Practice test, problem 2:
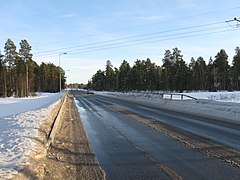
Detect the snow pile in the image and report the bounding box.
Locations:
[96,91,240,123]
[0,93,63,179]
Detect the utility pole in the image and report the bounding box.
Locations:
[226,17,240,28]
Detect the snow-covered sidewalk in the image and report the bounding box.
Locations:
[0,93,63,179]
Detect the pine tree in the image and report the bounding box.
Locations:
[0,51,6,97]
[191,57,207,90]
[19,39,33,97]
[4,38,18,96]
[105,60,115,91]
[14,56,25,97]
[144,58,158,90]
[213,49,229,90]
[173,58,189,92]
[232,47,240,90]
[206,57,216,91]
[162,50,174,91]
[91,70,106,91]
[130,59,145,90]
[118,60,131,91]
[114,67,119,91]
[156,66,162,90]
[189,57,196,90]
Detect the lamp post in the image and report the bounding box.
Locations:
[59,52,67,93]
[64,70,70,90]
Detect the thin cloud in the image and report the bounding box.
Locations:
[139,15,168,21]
[59,13,77,18]
[176,0,197,10]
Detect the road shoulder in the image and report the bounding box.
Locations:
[12,95,105,179]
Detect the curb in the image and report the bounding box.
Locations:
[45,94,67,153]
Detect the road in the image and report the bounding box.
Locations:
[71,90,240,180]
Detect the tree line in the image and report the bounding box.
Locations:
[0,38,65,97]
[88,47,240,92]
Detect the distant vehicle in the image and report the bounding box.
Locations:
[87,89,94,94]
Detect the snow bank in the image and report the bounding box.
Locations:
[0,93,63,179]
[182,91,240,103]
[0,93,63,118]
[95,91,240,124]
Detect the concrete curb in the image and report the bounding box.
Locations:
[45,94,67,153]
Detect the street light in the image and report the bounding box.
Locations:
[59,52,67,93]
[66,70,70,90]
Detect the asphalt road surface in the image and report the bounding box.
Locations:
[71,90,240,180]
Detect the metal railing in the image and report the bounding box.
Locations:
[160,93,197,100]
[145,92,198,100]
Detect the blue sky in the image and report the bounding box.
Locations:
[0,0,239,83]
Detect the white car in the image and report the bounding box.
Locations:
[87,89,94,94]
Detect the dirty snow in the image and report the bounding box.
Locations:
[0,93,63,179]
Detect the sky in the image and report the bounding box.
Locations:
[0,0,239,84]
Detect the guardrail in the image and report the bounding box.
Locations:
[140,92,197,100]
[156,93,197,100]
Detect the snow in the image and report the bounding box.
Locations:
[95,91,240,124]
[0,93,63,118]
[180,91,240,102]
[0,93,63,179]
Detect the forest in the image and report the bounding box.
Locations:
[1,37,240,96]
[88,47,240,92]
[0,38,65,97]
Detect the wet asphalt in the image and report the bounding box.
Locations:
[71,90,240,180]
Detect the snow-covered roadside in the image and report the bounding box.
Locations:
[0,93,63,179]
[0,93,63,118]
[95,91,240,124]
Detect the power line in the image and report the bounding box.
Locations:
[34,21,226,57]
[35,26,237,58]
[67,26,228,53]
[68,29,238,54]
[35,27,235,58]
[34,21,224,55]
[33,6,240,49]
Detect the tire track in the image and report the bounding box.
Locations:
[112,125,183,180]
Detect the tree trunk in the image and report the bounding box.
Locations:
[3,68,7,97]
[26,63,29,97]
